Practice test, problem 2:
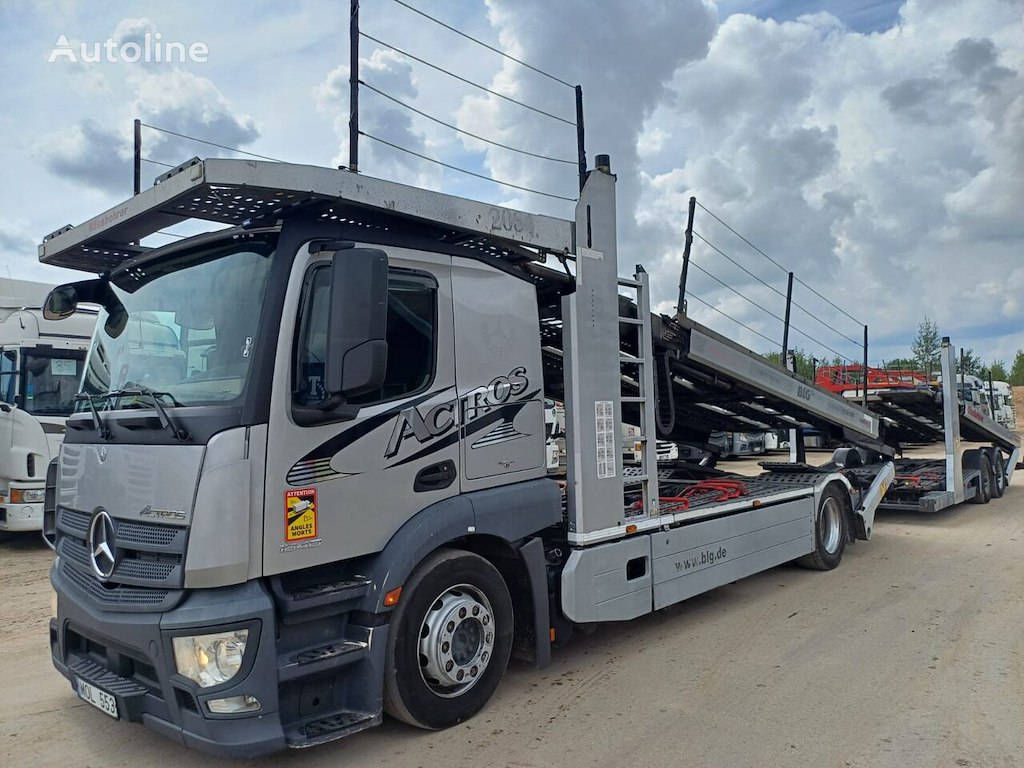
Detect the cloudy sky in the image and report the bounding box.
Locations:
[0,0,1021,368]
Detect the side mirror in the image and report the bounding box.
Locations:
[43,285,79,320]
[44,279,128,338]
[325,248,388,398]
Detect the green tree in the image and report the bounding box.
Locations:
[885,357,919,371]
[911,317,941,378]
[1010,350,1024,386]
[988,360,1009,381]
[763,348,817,379]
[956,348,983,376]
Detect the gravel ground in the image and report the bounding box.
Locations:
[2,446,1021,768]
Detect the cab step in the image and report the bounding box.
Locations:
[278,640,368,682]
[270,575,373,623]
[286,710,380,748]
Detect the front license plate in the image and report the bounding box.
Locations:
[76,678,119,719]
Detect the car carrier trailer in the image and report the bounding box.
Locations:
[39,155,895,757]
[831,341,1019,513]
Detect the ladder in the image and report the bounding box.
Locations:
[618,267,660,519]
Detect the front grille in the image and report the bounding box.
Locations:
[56,505,188,612]
[61,560,176,608]
[117,520,180,547]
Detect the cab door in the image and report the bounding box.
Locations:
[263,243,457,575]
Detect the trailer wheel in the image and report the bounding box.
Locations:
[991,451,1006,499]
[981,453,995,502]
[970,453,994,504]
[383,548,513,730]
[797,484,847,571]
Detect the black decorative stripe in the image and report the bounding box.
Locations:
[296,387,450,463]
[388,430,461,469]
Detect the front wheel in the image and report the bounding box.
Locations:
[384,549,513,729]
[798,484,848,571]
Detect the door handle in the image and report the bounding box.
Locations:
[414,460,457,492]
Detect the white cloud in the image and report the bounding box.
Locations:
[3,0,1024,368]
[315,47,441,187]
[632,1,1024,363]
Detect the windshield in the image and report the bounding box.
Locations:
[0,348,83,416]
[80,235,277,407]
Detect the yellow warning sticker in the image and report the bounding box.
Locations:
[285,488,318,542]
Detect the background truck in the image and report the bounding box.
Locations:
[990,380,1015,429]
[40,155,901,757]
[0,278,94,535]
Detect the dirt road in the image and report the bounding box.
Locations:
[3,470,1023,768]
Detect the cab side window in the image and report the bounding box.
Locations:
[293,265,437,409]
[0,350,16,404]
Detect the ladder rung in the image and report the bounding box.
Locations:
[619,354,642,364]
[618,278,642,288]
[618,316,643,325]
[621,396,646,404]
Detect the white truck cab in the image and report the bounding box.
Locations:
[0,280,95,534]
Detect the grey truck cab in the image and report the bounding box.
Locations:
[42,158,895,757]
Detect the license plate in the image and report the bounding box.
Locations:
[76,678,119,719]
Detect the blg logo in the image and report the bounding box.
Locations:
[48,33,209,64]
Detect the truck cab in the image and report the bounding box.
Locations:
[0,292,95,534]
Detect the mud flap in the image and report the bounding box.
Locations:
[855,462,895,540]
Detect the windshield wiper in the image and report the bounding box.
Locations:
[109,385,191,441]
[74,394,112,440]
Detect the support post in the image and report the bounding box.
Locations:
[348,0,360,173]
[988,370,996,421]
[863,324,869,407]
[133,118,141,196]
[781,272,794,363]
[575,85,586,193]
[676,196,696,315]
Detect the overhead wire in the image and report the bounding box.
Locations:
[688,253,856,363]
[360,33,575,126]
[694,199,864,328]
[360,131,577,202]
[139,123,285,163]
[691,230,861,349]
[686,292,778,348]
[389,0,575,89]
[360,80,577,165]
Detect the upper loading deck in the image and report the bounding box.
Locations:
[40,157,889,454]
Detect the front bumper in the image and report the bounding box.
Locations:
[50,563,286,758]
[0,501,42,531]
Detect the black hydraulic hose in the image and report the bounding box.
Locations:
[655,350,677,436]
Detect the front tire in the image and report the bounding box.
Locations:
[383,548,513,729]
[798,484,848,571]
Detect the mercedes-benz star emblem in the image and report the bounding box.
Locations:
[88,510,117,581]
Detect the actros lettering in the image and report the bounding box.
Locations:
[385,367,529,459]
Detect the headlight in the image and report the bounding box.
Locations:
[172,629,249,688]
[11,488,45,504]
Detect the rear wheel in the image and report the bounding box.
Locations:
[384,549,513,729]
[798,484,848,570]
[991,452,1006,499]
[970,453,993,504]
